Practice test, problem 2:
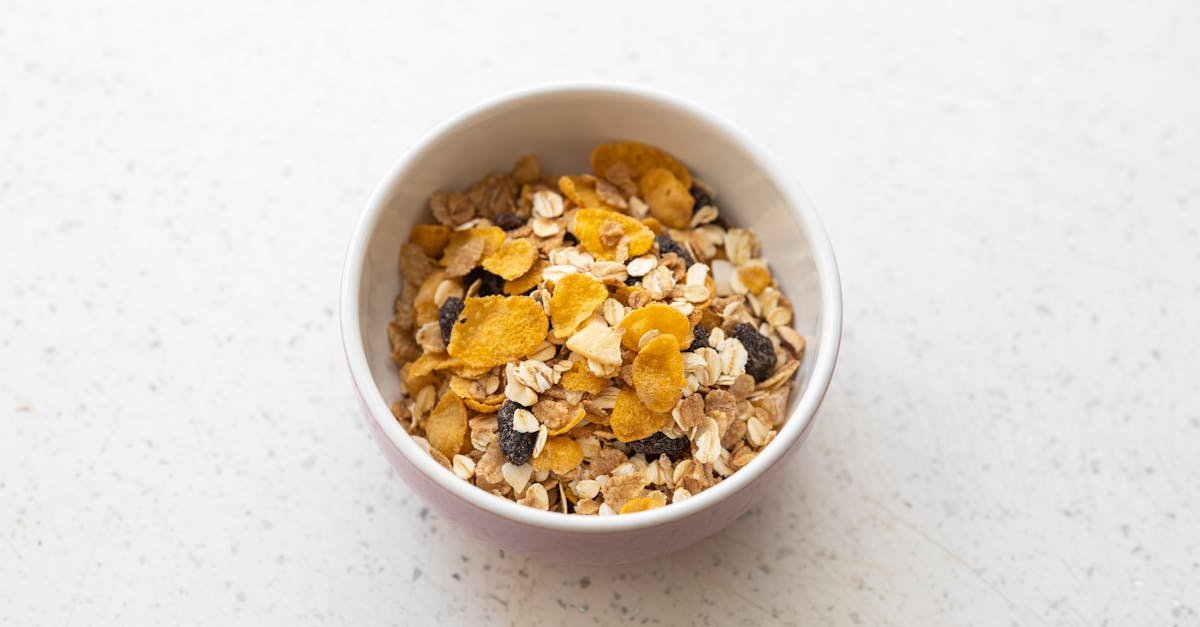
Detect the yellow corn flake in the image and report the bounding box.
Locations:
[531,435,584,473]
[640,217,664,234]
[558,175,614,210]
[736,260,772,295]
[559,362,609,394]
[546,406,587,436]
[504,258,547,295]
[481,238,537,280]
[414,270,446,326]
[637,168,694,230]
[399,359,440,392]
[446,295,549,368]
[617,302,691,350]
[409,224,450,258]
[590,141,693,189]
[610,388,670,442]
[464,397,503,413]
[631,334,686,412]
[549,273,609,339]
[440,226,506,265]
[570,208,654,261]
[426,391,468,459]
[619,491,668,514]
[407,352,446,379]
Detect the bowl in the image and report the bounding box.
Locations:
[340,83,841,564]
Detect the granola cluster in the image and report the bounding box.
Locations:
[387,142,805,515]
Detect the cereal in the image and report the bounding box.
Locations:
[610,388,670,442]
[387,142,805,514]
[531,435,584,474]
[447,295,549,368]
[617,302,691,351]
[570,208,655,261]
[481,238,538,280]
[425,391,468,459]
[590,141,693,189]
[631,334,687,412]
[549,273,609,339]
[637,167,695,229]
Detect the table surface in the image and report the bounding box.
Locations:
[3,2,1198,625]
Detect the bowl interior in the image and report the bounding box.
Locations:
[351,86,830,523]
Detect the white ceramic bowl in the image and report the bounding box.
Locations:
[340,83,841,564]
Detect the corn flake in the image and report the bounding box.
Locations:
[481,238,537,280]
[619,491,667,514]
[560,363,610,394]
[558,175,615,211]
[531,435,584,473]
[570,208,654,261]
[426,391,468,459]
[637,167,694,230]
[632,334,686,412]
[447,295,549,368]
[549,273,609,339]
[610,388,670,442]
[617,302,691,350]
[440,226,506,265]
[409,224,451,258]
[502,258,546,295]
[736,260,772,295]
[590,141,692,189]
[414,270,446,327]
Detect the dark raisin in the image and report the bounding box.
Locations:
[497,401,536,465]
[492,213,526,230]
[562,231,578,246]
[689,186,712,210]
[463,267,505,297]
[730,322,776,382]
[624,274,640,286]
[687,325,710,352]
[438,297,465,345]
[628,432,691,461]
[655,233,694,267]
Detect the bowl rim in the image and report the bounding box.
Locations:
[340,82,842,533]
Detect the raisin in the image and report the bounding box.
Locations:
[730,322,776,382]
[492,213,526,230]
[497,400,536,465]
[463,267,505,297]
[438,297,465,345]
[624,274,640,286]
[655,233,694,267]
[628,432,690,461]
[687,325,710,352]
[562,231,578,246]
[689,186,712,210]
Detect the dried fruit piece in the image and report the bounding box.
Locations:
[617,302,691,350]
[440,226,506,265]
[438,296,464,345]
[447,295,549,368]
[426,391,468,459]
[690,185,713,210]
[481,238,537,280]
[570,208,654,261]
[504,258,547,295]
[628,432,691,461]
[463,267,505,297]
[409,224,451,258]
[655,233,694,267]
[497,401,536,465]
[559,363,609,394]
[730,322,776,383]
[549,273,609,339]
[619,492,667,514]
[632,334,686,412]
[687,325,710,351]
[590,141,692,189]
[736,260,772,295]
[492,212,526,230]
[531,435,584,473]
[637,168,694,229]
[610,388,670,442]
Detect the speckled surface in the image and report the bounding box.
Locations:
[2,2,1199,625]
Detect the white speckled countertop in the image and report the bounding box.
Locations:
[3,2,1199,625]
